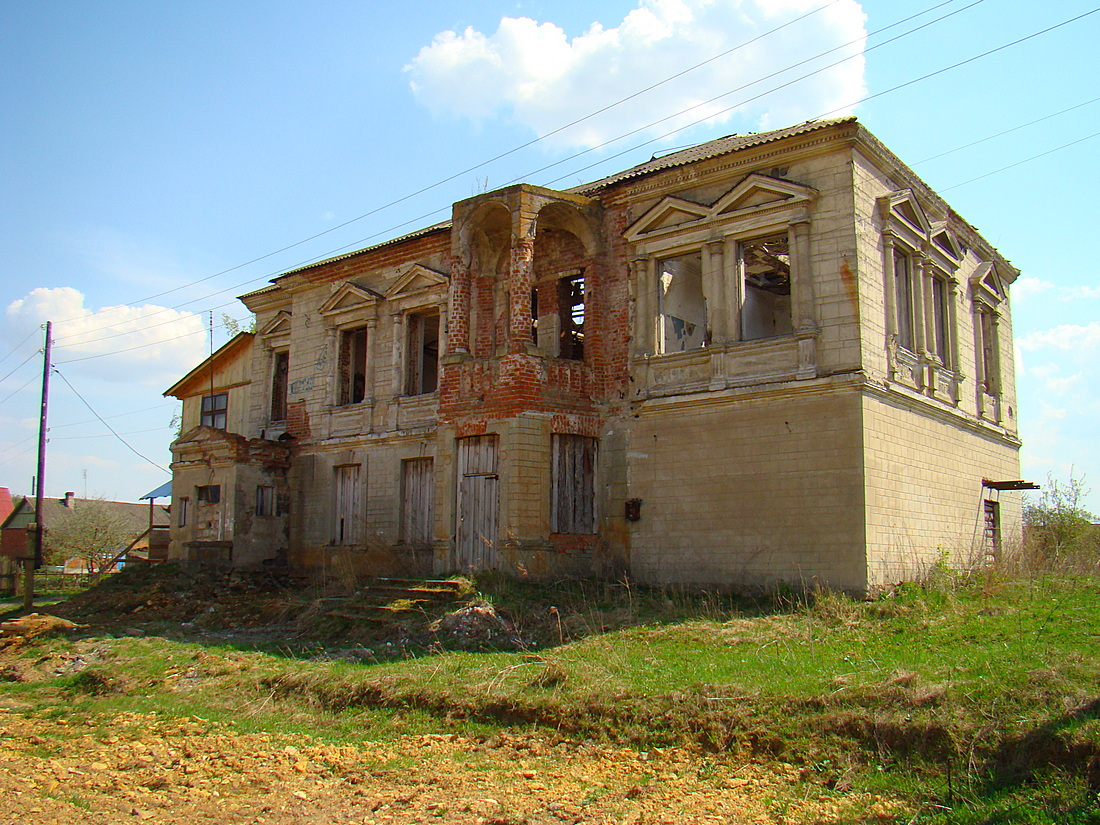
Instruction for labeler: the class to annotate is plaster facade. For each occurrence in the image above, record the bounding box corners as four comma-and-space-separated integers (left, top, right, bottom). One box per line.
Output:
165, 118, 1023, 592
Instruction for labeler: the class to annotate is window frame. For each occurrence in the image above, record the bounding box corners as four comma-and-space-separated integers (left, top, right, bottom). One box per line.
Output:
200, 393, 228, 429
738, 232, 793, 343
337, 326, 369, 406
196, 485, 221, 505
255, 485, 275, 517
405, 311, 441, 395
270, 349, 289, 422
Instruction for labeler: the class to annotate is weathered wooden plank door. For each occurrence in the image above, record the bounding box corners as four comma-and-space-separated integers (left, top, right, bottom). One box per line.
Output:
334, 464, 362, 545
456, 435, 499, 570
401, 457, 434, 546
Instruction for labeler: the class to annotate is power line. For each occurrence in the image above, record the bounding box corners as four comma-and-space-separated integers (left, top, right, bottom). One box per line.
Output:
47, 0, 964, 345
49, 402, 178, 430
941, 129, 1100, 193
0, 349, 40, 387
0, 326, 43, 371
34, 3, 1100, 367
52, 368, 169, 473
0, 373, 40, 407
46, 1, 982, 358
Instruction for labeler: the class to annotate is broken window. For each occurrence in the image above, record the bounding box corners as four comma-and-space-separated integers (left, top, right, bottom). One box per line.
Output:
740, 235, 792, 341
893, 247, 915, 351
270, 350, 289, 421
338, 326, 368, 406
658, 253, 705, 353
196, 485, 220, 505
551, 434, 597, 534
530, 288, 539, 345
930, 275, 949, 364
255, 485, 275, 517
200, 393, 227, 429
177, 497, 189, 528
559, 272, 585, 360
401, 457, 434, 545
406, 312, 440, 395
333, 464, 362, 545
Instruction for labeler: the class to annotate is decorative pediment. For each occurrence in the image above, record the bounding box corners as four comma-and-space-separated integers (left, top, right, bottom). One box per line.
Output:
385, 264, 449, 301
711, 173, 817, 217
879, 190, 931, 236
259, 310, 291, 343
624, 197, 710, 241
970, 262, 1005, 306
929, 222, 965, 262
625, 174, 817, 244
319, 282, 383, 324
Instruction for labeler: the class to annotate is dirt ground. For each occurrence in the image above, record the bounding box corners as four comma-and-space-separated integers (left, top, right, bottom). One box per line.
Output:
0, 573, 906, 823
0, 703, 903, 825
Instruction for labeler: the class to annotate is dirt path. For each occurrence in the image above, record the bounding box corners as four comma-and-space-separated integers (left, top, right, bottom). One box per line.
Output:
0, 704, 902, 824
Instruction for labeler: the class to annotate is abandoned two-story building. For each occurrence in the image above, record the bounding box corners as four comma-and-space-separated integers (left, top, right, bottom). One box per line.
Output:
166, 117, 1023, 592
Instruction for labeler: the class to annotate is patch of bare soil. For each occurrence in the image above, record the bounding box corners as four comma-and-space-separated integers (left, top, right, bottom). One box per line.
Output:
0, 705, 904, 825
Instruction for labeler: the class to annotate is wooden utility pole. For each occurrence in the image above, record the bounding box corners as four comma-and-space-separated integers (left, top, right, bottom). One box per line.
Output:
23, 321, 51, 614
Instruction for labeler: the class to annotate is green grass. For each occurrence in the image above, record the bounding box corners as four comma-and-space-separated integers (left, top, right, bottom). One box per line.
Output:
3, 569, 1099, 823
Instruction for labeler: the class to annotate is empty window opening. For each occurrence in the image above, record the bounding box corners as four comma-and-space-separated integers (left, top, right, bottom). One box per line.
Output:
401, 457, 434, 546
559, 273, 585, 360
893, 248, 914, 351
255, 485, 275, 517
196, 485, 221, 505
406, 312, 440, 395
200, 393, 228, 429
931, 276, 949, 363
551, 434, 597, 534
177, 497, 189, 527
270, 350, 289, 421
741, 235, 792, 341
658, 254, 706, 353
338, 327, 368, 406
333, 464, 362, 545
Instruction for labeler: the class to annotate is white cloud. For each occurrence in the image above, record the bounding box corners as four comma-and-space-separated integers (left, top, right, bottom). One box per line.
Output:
1011, 275, 1054, 299
1017, 322, 1100, 353
406, 0, 867, 150
4, 287, 208, 386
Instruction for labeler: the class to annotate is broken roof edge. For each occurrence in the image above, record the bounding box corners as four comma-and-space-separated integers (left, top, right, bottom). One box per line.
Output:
163, 331, 254, 399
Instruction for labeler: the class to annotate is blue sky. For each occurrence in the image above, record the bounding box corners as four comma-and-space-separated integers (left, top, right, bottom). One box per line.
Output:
1, 0, 1098, 512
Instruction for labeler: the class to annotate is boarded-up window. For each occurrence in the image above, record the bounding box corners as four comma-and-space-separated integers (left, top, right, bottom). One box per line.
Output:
200, 393, 228, 429
741, 234, 792, 341
338, 327, 368, 406
406, 312, 440, 395
334, 464, 362, 545
401, 458, 434, 545
551, 434, 597, 534
270, 350, 289, 421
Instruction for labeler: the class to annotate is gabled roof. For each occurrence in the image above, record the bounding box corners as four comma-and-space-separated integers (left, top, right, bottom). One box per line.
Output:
1, 495, 169, 531
164, 332, 254, 399
0, 487, 13, 525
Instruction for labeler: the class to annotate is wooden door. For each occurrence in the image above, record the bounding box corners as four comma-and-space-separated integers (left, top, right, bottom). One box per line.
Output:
456, 435, 499, 570
334, 464, 362, 545
402, 457, 434, 546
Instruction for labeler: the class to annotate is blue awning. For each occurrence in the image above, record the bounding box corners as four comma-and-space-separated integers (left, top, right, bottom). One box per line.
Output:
140, 480, 172, 500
